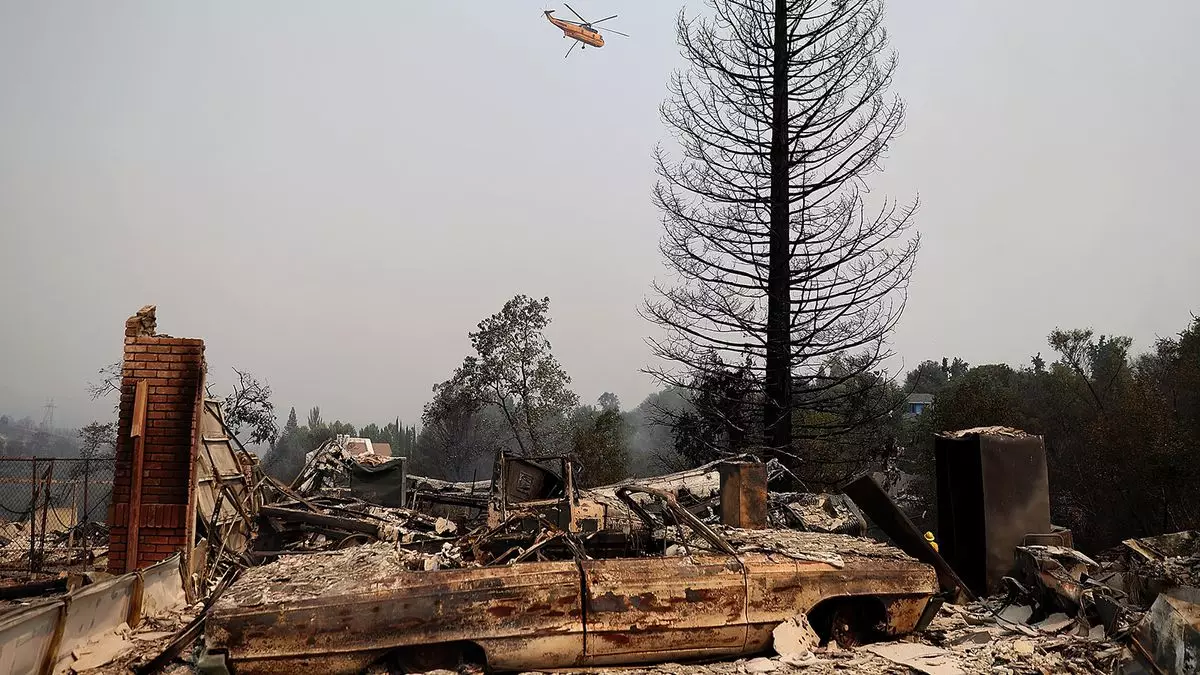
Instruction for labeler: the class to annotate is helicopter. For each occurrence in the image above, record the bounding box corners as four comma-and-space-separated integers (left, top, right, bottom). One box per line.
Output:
543, 4, 629, 58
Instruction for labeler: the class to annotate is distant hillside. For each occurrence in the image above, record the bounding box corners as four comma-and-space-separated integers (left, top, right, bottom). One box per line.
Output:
0, 415, 81, 458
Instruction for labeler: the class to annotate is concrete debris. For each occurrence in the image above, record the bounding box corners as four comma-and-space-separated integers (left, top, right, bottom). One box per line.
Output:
777, 650, 821, 667
922, 600, 1129, 674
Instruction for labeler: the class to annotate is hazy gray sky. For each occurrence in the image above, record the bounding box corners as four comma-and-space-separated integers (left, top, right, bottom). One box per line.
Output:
2, 1, 1198, 429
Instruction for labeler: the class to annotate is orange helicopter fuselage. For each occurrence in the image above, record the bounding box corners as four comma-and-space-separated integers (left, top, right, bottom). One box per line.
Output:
546, 12, 604, 48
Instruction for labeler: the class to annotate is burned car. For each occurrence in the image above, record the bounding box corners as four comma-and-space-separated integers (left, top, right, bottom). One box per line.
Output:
202, 486, 940, 674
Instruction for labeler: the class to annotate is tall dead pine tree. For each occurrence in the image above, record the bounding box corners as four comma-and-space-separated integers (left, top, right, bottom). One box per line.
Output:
645, 0, 919, 461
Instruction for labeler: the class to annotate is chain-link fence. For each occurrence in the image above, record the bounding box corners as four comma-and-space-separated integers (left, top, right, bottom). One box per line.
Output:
0, 456, 115, 574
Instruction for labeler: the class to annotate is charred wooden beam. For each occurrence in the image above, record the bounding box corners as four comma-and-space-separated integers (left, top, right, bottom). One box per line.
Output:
258, 505, 379, 537
0, 573, 67, 600
842, 473, 974, 603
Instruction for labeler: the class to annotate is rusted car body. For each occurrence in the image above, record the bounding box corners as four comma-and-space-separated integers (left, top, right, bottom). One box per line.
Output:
207, 555, 936, 672
204, 486, 939, 674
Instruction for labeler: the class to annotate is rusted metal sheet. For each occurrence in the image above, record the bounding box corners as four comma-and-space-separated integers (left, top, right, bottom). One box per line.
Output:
194, 400, 257, 566
206, 559, 585, 675
1132, 585, 1200, 675
138, 554, 186, 621
934, 428, 1052, 596
718, 461, 767, 529
581, 554, 747, 664
0, 553, 186, 675
742, 551, 938, 651
207, 539, 941, 674
484, 453, 607, 534
50, 571, 138, 673
843, 473, 975, 603
205, 476, 943, 674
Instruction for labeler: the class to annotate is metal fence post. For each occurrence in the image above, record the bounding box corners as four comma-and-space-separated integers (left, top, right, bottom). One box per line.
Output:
37, 459, 54, 573
0, 456, 114, 574
82, 457, 91, 527
29, 458, 38, 574
400, 456, 408, 509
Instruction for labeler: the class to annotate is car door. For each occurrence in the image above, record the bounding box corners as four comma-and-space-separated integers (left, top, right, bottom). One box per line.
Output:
580, 553, 748, 666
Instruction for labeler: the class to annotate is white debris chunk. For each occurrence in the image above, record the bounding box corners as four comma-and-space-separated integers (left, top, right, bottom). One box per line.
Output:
950, 628, 997, 648
743, 657, 777, 673
998, 604, 1033, 624
862, 642, 966, 675
777, 650, 821, 667
772, 614, 820, 658
1034, 612, 1074, 633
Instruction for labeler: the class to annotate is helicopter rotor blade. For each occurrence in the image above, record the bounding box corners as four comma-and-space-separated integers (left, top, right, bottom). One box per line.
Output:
596, 26, 629, 37
564, 40, 579, 58
563, 3, 589, 24
591, 14, 618, 24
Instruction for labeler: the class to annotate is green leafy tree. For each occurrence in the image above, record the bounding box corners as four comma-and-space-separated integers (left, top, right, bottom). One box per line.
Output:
78, 422, 117, 460
264, 406, 306, 482
598, 392, 621, 413
667, 355, 759, 470
904, 360, 949, 394
221, 368, 279, 447
571, 401, 631, 488
419, 368, 493, 480
359, 423, 382, 442
457, 295, 579, 455
899, 318, 1200, 550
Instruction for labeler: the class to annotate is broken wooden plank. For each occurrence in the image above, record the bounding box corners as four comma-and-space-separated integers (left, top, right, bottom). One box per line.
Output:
126, 380, 149, 573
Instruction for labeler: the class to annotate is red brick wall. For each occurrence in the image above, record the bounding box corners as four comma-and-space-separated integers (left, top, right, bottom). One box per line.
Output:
107, 310, 205, 573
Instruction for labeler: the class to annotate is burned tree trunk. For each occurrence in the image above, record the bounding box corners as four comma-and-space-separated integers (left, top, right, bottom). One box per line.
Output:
644, 0, 919, 469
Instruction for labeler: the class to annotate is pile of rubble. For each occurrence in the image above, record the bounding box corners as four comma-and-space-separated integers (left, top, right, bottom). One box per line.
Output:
0, 518, 109, 572
9, 409, 1200, 675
